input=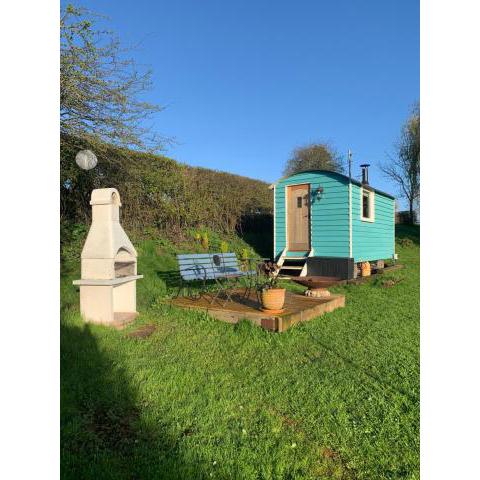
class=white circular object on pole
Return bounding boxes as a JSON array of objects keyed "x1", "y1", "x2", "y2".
[{"x1": 75, "y1": 150, "x2": 98, "y2": 170}]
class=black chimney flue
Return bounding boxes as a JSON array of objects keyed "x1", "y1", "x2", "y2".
[{"x1": 360, "y1": 164, "x2": 370, "y2": 185}]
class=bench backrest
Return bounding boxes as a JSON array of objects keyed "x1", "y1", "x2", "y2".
[{"x1": 176, "y1": 253, "x2": 242, "y2": 281}]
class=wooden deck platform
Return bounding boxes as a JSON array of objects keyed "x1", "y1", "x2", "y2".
[{"x1": 170, "y1": 289, "x2": 345, "y2": 332}]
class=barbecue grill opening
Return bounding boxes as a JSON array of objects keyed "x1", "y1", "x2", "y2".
[{"x1": 114, "y1": 248, "x2": 136, "y2": 278}]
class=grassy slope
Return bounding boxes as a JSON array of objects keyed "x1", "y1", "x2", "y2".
[{"x1": 61, "y1": 226, "x2": 419, "y2": 480}]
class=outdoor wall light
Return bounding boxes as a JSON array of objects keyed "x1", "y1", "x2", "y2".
[{"x1": 314, "y1": 186, "x2": 324, "y2": 201}]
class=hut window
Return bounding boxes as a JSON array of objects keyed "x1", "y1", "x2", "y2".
[
  {"x1": 362, "y1": 191, "x2": 370, "y2": 217},
  {"x1": 297, "y1": 196, "x2": 302, "y2": 208},
  {"x1": 361, "y1": 188, "x2": 375, "y2": 222}
]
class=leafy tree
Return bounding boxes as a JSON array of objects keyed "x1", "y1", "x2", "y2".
[
  {"x1": 60, "y1": 4, "x2": 166, "y2": 153},
  {"x1": 283, "y1": 143, "x2": 344, "y2": 177},
  {"x1": 381, "y1": 104, "x2": 420, "y2": 223}
]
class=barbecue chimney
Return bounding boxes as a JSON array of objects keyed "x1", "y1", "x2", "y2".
[{"x1": 73, "y1": 188, "x2": 143, "y2": 327}]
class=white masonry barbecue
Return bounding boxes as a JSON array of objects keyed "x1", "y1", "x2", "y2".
[{"x1": 73, "y1": 188, "x2": 143, "y2": 327}]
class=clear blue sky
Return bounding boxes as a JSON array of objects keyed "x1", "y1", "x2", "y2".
[{"x1": 66, "y1": 0, "x2": 419, "y2": 207}]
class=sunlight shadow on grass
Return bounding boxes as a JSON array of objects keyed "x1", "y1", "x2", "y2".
[{"x1": 61, "y1": 320, "x2": 210, "y2": 479}]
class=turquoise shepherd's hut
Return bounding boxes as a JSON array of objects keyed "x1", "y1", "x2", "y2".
[{"x1": 269, "y1": 167, "x2": 396, "y2": 278}]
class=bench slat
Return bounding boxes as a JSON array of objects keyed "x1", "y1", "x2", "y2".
[
  {"x1": 177, "y1": 256, "x2": 239, "y2": 261},
  {"x1": 179, "y1": 266, "x2": 244, "y2": 275},
  {"x1": 177, "y1": 253, "x2": 236, "y2": 260},
  {"x1": 178, "y1": 259, "x2": 215, "y2": 266},
  {"x1": 180, "y1": 272, "x2": 249, "y2": 281},
  {"x1": 178, "y1": 260, "x2": 241, "y2": 267}
]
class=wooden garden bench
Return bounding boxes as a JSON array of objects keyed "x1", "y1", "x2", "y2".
[{"x1": 176, "y1": 253, "x2": 256, "y2": 306}]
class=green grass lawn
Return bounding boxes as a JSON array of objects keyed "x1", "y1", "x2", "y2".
[{"x1": 61, "y1": 226, "x2": 419, "y2": 480}]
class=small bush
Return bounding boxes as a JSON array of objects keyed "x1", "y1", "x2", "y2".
[{"x1": 398, "y1": 238, "x2": 414, "y2": 248}]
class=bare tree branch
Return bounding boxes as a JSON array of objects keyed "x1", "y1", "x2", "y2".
[
  {"x1": 380, "y1": 104, "x2": 420, "y2": 223},
  {"x1": 60, "y1": 4, "x2": 170, "y2": 153}
]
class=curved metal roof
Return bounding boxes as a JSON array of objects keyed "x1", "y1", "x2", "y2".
[{"x1": 269, "y1": 169, "x2": 395, "y2": 199}]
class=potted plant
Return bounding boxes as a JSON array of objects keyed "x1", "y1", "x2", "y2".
[{"x1": 257, "y1": 261, "x2": 285, "y2": 312}]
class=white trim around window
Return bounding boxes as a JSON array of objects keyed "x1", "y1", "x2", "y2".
[{"x1": 360, "y1": 187, "x2": 375, "y2": 222}]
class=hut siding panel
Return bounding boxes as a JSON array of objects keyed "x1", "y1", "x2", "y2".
[
  {"x1": 351, "y1": 184, "x2": 395, "y2": 262},
  {"x1": 275, "y1": 171, "x2": 350, "y2": 259}
]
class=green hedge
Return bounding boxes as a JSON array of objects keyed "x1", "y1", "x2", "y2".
[{"x1": 61, "y1": 136, "x2": 273, "y2": 236}]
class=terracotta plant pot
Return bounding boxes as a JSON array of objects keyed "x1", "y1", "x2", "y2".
[{"x1": 261, "y1": 288, "x2": 286, "y2": 311}]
